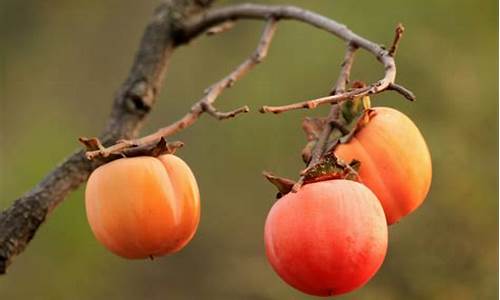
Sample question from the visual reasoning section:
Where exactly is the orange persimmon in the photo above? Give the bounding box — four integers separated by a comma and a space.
335, 107, 432, 224
85, 154, 200, 259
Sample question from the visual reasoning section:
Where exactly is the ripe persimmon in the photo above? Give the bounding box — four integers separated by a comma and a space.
85, 154, 200, 259
335, 107, 432, 224
264, 180, 387, 297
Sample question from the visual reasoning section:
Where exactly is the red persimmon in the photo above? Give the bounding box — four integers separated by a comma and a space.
264, 180, 387, 296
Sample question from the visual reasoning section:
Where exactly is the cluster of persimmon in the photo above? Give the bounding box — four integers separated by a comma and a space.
84, 105, 431, 297
264, 106, 432, 296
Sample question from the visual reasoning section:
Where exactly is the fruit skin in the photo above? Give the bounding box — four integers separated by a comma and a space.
335, 107, 432, 224
85, 154, 200, 259
264, 180, 387, 297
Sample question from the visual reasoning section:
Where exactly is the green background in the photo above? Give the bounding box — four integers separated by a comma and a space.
0, 0, 497, 299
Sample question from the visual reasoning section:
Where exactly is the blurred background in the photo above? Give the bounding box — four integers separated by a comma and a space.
0, 0, 497, 299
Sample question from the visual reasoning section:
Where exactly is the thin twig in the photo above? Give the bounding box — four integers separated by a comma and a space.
330, 43, 358, 95
185, 4, 404, 109
255, 21, 410, 114
260, 85, 372, 114
84, 19, 278, 159
388, 23, 405, 57
388, 83, 416, 101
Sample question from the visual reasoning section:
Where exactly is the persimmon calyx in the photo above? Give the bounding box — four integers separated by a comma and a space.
121, 137, 184, 158
78, 137, 183, 160
301, 153, 361, 185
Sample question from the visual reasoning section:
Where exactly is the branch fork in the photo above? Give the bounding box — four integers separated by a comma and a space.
82, 19, 277, 161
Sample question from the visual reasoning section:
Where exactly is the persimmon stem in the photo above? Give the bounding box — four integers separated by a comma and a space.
292, 44, 358, 192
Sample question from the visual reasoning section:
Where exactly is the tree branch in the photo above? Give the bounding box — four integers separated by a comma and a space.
330, 43, 358, 95
388, 23, 405, 57
83, 18, 277, 159
183, 5, 411, 114
0, 1, 415, 274
388, 83, 416, 101
183, 4, 402, 114
259, 86, 373, 114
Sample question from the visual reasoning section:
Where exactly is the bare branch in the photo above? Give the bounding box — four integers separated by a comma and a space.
330, 43, 358, 95
259, 85, 372, 114
184, 3, 399, 96
203, 103, 250, 120
85, 19, 278, 159
388, 83, 416, 101
388, 23, 405, 57
185, 8, 411, 114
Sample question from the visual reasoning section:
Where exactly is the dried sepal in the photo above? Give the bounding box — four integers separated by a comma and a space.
78, 137, 104, 151
80, 137, 184, 160
121, 138, 184, 158
301, 140, 316, 164
263, 171, 297, 199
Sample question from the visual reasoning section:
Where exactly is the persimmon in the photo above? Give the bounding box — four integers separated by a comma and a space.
264, 180, 387, 297
335, 107, 432, 224
85, 154, 200, 259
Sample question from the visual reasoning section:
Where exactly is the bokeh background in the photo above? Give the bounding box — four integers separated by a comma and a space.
0, 0, 498, 299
